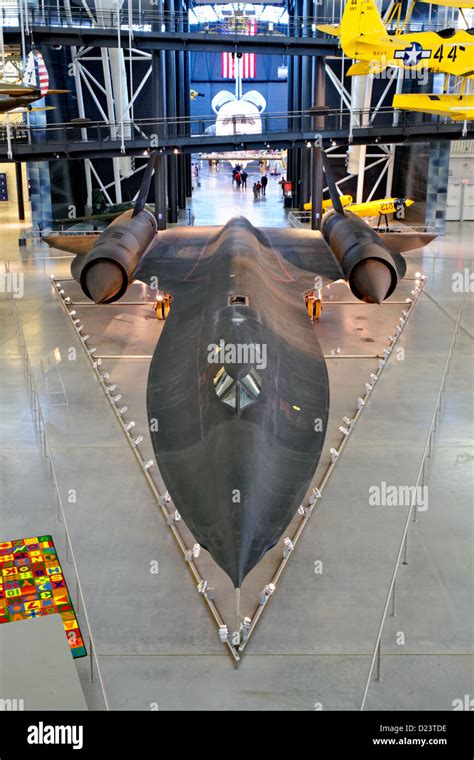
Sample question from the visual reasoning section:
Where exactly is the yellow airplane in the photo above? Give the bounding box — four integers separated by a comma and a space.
318, 0, 474, 79
392, 92, 474, 120
304, 196, 414, 225
304, 194, 353, 211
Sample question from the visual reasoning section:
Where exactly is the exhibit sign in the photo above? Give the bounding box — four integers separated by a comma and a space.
0, 535, 86, 659
0, 173, 7, 201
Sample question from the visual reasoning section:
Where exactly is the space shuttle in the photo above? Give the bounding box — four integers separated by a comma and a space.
45, 151, 435, 587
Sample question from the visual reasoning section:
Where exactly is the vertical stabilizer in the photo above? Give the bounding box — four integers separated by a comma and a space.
339, 0, 388, 44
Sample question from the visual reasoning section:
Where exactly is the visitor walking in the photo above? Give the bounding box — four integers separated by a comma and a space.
261, 175, 268, 196
241, 170, 248, 189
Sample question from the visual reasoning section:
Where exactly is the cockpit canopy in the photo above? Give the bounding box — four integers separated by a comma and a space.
213, 366, 262, 413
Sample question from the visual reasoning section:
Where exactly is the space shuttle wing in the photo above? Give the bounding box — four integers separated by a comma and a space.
258, 227, 344, 282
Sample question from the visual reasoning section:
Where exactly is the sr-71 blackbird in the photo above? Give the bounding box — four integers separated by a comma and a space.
45, 152, 435, 588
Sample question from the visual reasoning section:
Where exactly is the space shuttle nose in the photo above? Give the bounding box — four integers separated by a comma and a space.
83, 260, 125, 304
351, 258, 393, 304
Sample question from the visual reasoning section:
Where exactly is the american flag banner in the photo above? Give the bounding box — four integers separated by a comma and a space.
222, 18, 256, 79
23, 51, 49, 95
35, 52, 50, 96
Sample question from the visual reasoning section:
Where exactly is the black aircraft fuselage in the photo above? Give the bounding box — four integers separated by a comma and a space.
146, 218, 330, 587
45, 158, 435, 588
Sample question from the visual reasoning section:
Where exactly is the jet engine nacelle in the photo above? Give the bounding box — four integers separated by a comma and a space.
321, 209, 406, 304
72, 209, 157, 304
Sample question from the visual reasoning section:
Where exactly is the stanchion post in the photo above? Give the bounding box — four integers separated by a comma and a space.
375, 641, 381, 682
89, 636, 94, 682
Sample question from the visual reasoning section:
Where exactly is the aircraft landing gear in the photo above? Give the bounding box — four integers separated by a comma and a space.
305, 289, 322, 321
154, 292, 172, 320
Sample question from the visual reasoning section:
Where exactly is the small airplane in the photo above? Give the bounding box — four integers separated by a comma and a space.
318, 0, 474, 121
304, 196, 414, 226
0, 51, 67, 115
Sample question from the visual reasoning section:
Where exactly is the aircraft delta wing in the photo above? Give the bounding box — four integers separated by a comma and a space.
44, 151, 435, 586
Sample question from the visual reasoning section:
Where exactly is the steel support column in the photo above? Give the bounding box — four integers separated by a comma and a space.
154, 152, 167, 230
310, 56, 326, 230
311, 147, 324, 230
152, 46, 167, 227
165, 0, 178, 223
15, 162, 25, 221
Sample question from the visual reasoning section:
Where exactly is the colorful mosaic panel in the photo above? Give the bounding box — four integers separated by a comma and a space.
0, 535, 86, 659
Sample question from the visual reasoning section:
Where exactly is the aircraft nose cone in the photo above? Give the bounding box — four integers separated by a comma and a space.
84, 260, 124, 304
351, 258, 393, 304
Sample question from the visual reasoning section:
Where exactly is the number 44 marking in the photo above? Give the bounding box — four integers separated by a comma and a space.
434, 45, 458, 62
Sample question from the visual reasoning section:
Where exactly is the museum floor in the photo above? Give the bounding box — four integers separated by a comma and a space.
0, 167, 472, 710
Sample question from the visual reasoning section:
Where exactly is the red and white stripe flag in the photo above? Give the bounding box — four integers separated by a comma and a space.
222, 18, 256, 79
24, 51, 49, 95
36, 52, 49, 96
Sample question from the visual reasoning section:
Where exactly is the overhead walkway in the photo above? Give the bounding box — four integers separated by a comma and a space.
1, 108, 472, 161
2, 6, 337, 56
1, 5, 456, 56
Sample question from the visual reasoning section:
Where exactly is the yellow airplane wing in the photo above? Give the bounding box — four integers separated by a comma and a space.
418, 0, 474, 7
393, 93, 474, 121
0, 85, 37, 94
347, 61, 388, 76
12, 106, 56, 113
304, 195, 353, 212
316, 24, 341, 37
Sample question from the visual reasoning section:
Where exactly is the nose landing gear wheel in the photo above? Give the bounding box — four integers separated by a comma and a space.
154, 293, 172, 320
305, 290, 322, 321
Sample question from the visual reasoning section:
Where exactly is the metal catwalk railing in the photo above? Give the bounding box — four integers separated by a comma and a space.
0, 107, 463, 150
0, 3, 455, 35
4, 263, 110, 709
288, 211, 436, 233
360, 292, 467, 710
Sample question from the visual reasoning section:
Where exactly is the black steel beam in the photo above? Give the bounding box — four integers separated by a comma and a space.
2, 121, 473, 162
2, 26, 337, 56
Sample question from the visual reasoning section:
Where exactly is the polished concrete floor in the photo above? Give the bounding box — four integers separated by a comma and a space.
0, 166, 472, 711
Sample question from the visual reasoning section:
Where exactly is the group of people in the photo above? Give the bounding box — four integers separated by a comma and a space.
232, 165, 248, 190
232, 164, 269, 199
252, 176, 268, 200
